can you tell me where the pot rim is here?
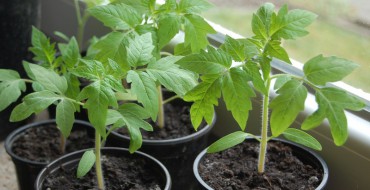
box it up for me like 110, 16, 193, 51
4, 119, 93, 166
193, 137, 329, 190
35, 147, 171, 190
110, 113, 217, 145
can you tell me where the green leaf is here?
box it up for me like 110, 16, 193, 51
179, 0, 213, 14
114, 0, 154, 15
207, 131, 251, 153
265, 40, 291, 63
29, 26, 56, 65
252, 13, 268, 40
174, 43, 192, 56
301, 108, 326, 130
82, 0, 111, 8
127, 71, 158, 121
93, 32, 130, 71
119, 103, 150, 119
56, 99, 76, 138
0, 70, 26, 111
157, 13, 181, 49
184, 74, 222, 129
25, 63, 68, 94
220, 36, 247, 62
147, 56, 198, 97
313, 87, 365, 145
274, 75, 291, 90
9, 103, 34, 122
88, 3, 142, 30
72, 59, 105, 80
271, 8, 317, 39
303, 55, 359, 86
54, 31, 70, 42
283, 128, 322, 150
222, 68, 255, 130
59, 37, 80, 68
244, 62, 267, 95
176, 47, 231, 74
126, 33, 155, 67
183, 14, 216, 52
270, 80, 307, 137
77, 150, 96, 178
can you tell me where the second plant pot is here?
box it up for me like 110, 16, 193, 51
193, 138, 329, 190
5, 119, 95, 190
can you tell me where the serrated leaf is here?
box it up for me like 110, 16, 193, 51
176, 47, 231, 74
265, 40, 291, 63
93, 32, 130, 71
207, 131, 251, 153
119, 103, 150, 120
157, 13, 181, 49
147, 56, 197, 97
252, 13, 269, 40
184, 75, 222, 129
303, 55, 359, 86
274, 75, 291, 90
127, 33, 155, 67
220, 36, 247, 62
244, 62, 267, 95
314, 87, 365, 145
29, 26, 56, 65
72, 59, 106, 80
222, 68, 255, 130
174, 43, 192, 56
59, 37, 80, 68
127, 71, 158, 121
179, 0, 213, 14
88, 3, 141, 30
183, 14, 216, 52
0, 70, 26, 111
114, 0, 154, 14
0, 69, 22, 81
56, 99, 76, 138
77, 150, 96, 178
283, 128, 322, 150
270, 80, 307, 137
25, 63, 67, 94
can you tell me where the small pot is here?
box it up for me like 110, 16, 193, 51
107, 115, 215, 190
5, 119, 94, 190
193, 138, 329, 190
35, 147, 171, 190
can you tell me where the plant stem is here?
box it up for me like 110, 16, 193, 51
59, 135, 66, 154
74, 0, 89, 48
157, 85, 165, 128
257, 78, 271, 174
162, 95, 180, 105
95, 132, 104, 190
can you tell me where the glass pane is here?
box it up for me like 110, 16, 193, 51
203, 0, 370, 93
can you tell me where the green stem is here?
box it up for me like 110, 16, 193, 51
257, 78, 271, 174
162, 95, 180, 105
160, 51, 173, 57
74, 0, 89, 48
22, 79, 34, 83
157, 85, 165, 128
95, 132, 104, 190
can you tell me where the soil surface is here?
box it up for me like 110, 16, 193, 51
12, 124, 94, 162
199, 141, 323, 190
117, 103, 205, 140
42, 154, 163, 190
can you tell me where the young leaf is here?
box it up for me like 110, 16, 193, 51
174, 43, 192, 56
157, 13, 181, 49
222, 68, 255, 130
314, 87, 365, 145
72, 59, 106, 80
114, 0, 154, 15
25, 63, 68, 94
207, 131, 252, 153
303, 55, 359, 86
301, 107, 326, 130
265, 40, 291, 64
126, 33, 155, 67
56, 99, 76, 138
176, 47, 232, 74
77, 150, 96, 178
274, 75, 291, 90
59, 37, 80, 69
0, 70, 26, 111
88, 3, 142, 30
29, 26, 56, 65
184, 75, 222, 129
82, 0, 111, 8
183, 14, 216, 52
270, 80, 307, 137
127, 71, 158, 121
244, 62, 267, 95
283, 128, 322, 151
220, 36, 247, 62
179, 0, 213, 14
147, 56, 198, 97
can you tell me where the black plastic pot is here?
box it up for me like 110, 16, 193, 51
35, 147, 171, 190
193, 138, 329, 190
107, 115, 215, 190
5, 119, 94, 190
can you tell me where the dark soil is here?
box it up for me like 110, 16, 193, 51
199, 141, 323, 190
42, 154, 163, 190
12, 124, 94, 162
116, 103, 205, 140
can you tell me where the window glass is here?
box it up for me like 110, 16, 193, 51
203, 0, 370, 93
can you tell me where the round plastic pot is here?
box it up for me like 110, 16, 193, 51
35, 147, 171, 190
5, 119, 94, 190
106, 115, 215, 190
193, 138, 329, 190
